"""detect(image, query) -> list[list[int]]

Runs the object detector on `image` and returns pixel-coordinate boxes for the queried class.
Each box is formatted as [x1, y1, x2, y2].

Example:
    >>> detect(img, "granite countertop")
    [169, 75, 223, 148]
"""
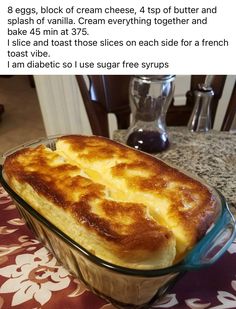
[113, 127, 236, 217]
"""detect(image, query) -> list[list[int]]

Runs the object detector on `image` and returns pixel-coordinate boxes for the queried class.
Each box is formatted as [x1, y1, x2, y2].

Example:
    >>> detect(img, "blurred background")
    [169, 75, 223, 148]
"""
[0, 75, 235, 156]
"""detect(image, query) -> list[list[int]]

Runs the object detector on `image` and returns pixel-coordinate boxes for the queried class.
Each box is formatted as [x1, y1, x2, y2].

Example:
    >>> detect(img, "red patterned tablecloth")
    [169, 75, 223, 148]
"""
[0, 186, 236, 309]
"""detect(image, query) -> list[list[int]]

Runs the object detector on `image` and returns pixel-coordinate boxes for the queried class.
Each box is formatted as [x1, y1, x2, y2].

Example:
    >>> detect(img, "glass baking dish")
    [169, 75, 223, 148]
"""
[0, 136, 235, 309]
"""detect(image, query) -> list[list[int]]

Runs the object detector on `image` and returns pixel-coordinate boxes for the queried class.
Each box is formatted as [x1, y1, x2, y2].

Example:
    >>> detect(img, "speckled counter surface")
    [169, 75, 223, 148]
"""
[113, 127, 236, 217]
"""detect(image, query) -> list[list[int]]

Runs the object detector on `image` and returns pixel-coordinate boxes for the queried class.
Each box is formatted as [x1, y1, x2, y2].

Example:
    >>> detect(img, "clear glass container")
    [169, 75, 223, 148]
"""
[126, 75, 175, 153]
[0, 136, 236, 309]
[1, 136, 235, 309]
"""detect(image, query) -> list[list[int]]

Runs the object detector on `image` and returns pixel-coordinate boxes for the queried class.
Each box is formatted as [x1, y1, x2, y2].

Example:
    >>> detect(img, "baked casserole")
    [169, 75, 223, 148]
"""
[3, 135, 218, 270]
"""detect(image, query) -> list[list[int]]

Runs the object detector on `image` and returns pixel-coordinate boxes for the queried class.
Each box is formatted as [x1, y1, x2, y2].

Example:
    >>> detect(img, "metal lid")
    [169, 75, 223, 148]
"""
[133, 75, 175, 82]
[198, 83, 214, 93]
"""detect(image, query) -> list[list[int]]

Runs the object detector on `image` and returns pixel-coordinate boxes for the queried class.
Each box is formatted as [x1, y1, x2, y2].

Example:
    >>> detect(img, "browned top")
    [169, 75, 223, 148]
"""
[3, 145, 173, 261]
[3, 135, 218, 265]
[58, 135, 218, 247]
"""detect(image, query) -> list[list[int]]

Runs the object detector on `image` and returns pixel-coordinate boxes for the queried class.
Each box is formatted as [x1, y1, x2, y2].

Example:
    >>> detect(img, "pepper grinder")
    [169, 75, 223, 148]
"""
[187, 75, 215, 132]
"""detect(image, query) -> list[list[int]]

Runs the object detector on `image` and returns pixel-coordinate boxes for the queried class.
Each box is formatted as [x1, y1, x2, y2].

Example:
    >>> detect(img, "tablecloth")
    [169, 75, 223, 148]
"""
[0, 185, 236, 309]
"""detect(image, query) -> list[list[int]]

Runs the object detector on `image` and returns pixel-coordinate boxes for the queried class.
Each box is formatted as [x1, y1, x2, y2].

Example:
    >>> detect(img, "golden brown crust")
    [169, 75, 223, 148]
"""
[57, 135, 218, 256]
[4, 143, 175, 269]
[3, 134, 218, 268]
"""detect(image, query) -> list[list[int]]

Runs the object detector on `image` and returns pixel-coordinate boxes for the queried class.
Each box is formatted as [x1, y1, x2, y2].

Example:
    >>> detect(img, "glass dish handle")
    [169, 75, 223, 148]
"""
[183, 204, 236, 270]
